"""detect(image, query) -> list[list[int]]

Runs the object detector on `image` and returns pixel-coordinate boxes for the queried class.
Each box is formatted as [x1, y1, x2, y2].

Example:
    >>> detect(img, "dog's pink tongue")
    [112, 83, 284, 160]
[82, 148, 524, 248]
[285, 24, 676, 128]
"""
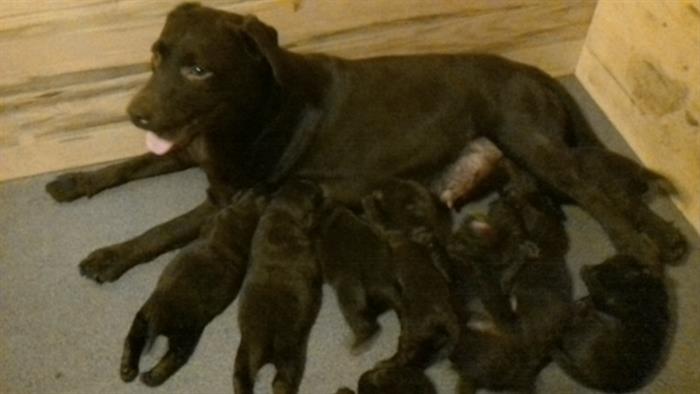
[145, 132, 174, 155]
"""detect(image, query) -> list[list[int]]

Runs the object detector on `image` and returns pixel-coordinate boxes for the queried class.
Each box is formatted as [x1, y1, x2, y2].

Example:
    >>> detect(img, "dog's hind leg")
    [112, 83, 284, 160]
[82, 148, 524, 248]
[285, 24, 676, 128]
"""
[140, 331, 200, 386]
[272, 353, 305, 394]
[494, 125, 661, 267]
[233, 341, 265, 394]
[120, 311, 150, 382]
[46, 152, 194, 202]
[335, 281, 381, 349]
[79, 200, 216, 283]
[576, 148, 687, 263]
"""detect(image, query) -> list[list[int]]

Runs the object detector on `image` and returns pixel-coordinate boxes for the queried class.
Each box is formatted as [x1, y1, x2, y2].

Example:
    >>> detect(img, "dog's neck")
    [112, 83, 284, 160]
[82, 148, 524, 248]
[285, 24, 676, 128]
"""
[190, 51, 333, 203]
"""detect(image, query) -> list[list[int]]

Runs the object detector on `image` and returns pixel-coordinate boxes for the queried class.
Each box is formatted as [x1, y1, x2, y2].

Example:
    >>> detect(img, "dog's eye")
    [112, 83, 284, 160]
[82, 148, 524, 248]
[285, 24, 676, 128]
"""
[181, 65, 213, 80]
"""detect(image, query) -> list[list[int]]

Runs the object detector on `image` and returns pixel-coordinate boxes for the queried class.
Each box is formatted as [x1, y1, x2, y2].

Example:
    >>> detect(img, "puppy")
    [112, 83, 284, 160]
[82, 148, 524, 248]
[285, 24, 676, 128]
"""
[554, 255, 670, 392]
[317, 204, 397, 349]
[362, 179, 459, 368]
[448, 163, 572, 393]
[233, 180, 324, 394]
[336, 365, 437, 394]
[120, 190, 266, 386]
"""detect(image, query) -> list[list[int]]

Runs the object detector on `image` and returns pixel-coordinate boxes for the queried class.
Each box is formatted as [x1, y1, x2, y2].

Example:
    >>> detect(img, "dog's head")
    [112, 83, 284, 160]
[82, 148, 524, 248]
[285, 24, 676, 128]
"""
[127, 3, 283, 155]
[581, 255, 667, 318]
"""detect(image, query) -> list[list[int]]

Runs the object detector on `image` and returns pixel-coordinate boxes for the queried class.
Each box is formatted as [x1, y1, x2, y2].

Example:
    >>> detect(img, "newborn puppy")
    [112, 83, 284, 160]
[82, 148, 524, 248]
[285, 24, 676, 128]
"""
[362, 179, 458, 368]
[448, 163, 572, 393]
[233, 180, 323, 394]
[554, 255, 670, 392]
[336, 366, 437, 394]
[120, 190, 266, 386]
[317, 204, 397, 349]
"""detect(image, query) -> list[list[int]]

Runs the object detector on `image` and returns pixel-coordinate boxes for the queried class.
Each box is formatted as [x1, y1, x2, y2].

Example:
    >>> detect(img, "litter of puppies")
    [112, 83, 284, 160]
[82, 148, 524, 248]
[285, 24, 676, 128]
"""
[46, 3, 684, 393]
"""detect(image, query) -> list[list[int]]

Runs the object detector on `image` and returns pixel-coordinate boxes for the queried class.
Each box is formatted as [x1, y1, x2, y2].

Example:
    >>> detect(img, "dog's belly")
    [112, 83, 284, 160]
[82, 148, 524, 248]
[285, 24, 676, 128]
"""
[294, 112, 474, 204]
[292, 57, 493, 204]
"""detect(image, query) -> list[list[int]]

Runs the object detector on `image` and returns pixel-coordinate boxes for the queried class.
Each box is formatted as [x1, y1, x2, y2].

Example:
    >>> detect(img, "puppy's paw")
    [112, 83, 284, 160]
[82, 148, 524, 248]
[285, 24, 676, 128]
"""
[140, 371, 167, 387]
[79, 247, 129, 283]
[653, 225, 687, 264]
[120, 364, 139, 383]
[45, 173, 88, 202]
[351, 323, 381, 355]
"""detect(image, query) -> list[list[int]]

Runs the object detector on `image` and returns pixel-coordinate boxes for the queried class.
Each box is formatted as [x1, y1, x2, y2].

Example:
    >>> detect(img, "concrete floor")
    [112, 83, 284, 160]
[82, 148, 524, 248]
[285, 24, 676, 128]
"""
[1, 77, 698, 394]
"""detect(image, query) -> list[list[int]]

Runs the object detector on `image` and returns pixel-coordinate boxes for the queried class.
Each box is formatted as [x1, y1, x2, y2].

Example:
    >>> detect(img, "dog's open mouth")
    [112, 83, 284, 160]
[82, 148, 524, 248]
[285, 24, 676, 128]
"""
[145, 132, 175, 155]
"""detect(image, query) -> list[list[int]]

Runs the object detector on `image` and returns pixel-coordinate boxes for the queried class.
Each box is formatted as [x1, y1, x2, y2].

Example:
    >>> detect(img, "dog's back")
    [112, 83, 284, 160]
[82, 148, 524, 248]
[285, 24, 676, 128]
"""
[234, 180, 323, 394]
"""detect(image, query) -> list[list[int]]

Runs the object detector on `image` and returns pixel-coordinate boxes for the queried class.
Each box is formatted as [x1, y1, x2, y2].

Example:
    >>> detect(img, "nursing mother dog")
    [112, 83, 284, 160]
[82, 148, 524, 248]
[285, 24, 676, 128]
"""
[46, 2, 685, 285]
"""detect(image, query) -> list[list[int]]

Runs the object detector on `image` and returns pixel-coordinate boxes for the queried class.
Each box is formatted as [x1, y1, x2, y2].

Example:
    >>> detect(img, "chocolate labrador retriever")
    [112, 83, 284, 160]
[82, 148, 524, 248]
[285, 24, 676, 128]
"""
[233, 180, 323, 394]
[45, 2, 685, 283]
[553, 255, 670, 392]
[448, 161, 573, 393]
[119, 189, 266, 386]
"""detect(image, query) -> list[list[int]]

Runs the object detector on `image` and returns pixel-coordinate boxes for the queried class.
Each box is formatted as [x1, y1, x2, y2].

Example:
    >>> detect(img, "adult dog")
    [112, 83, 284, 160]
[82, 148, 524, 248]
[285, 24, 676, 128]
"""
[46, 2, 685, 283]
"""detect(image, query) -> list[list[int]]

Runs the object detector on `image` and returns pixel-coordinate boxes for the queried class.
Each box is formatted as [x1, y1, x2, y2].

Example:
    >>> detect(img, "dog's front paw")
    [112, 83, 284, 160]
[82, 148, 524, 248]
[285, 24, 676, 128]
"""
[45, 173, 89, 202]
[79, 248, 130, 283]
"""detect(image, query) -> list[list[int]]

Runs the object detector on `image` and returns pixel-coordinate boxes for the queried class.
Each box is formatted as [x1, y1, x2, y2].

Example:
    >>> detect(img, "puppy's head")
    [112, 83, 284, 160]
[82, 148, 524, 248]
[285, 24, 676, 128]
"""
[362, 179, 444, 232]
[272, 179, 324, 229]
[581, 255, 667, 318]
[127, 3, 281, 155]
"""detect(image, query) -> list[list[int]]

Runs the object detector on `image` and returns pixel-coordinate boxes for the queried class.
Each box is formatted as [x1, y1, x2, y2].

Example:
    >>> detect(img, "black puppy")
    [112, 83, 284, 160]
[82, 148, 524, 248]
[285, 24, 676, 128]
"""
[362, 179, 459, 368]
[448, 162, 572, 393]
[233, 180, 323, 394]
[120, 190, 266, 386]
[336, 365, 437, 394]
[317, 204, 397, 349]
[554, 255, 670, 392]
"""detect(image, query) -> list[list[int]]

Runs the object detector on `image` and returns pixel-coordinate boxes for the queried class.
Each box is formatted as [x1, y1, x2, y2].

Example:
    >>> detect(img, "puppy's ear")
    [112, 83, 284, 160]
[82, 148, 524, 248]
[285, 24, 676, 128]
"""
[240, 15, 287, 84]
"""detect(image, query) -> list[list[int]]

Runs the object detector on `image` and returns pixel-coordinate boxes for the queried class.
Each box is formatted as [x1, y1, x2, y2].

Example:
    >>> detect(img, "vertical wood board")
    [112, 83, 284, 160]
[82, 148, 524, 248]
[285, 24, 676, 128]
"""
[576, 0, 700, 234]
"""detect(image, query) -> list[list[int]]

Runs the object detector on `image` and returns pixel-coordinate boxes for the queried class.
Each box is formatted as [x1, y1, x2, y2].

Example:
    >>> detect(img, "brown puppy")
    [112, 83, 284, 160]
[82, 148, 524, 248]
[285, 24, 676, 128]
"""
[554, 255, 670, 392]
[448, 163, 572, 393]
[233, 180, 323, 394]
[120, 190, 266, 386]
[317, 204, 397, 349]
[362, 179, 459, 368]
[336, 366, 437, 394]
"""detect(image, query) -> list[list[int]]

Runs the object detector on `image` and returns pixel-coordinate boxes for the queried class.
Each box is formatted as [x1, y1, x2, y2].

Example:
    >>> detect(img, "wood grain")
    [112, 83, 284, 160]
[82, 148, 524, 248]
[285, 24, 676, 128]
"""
[0, 0, 596, 182]
[576, 0, 700, 234]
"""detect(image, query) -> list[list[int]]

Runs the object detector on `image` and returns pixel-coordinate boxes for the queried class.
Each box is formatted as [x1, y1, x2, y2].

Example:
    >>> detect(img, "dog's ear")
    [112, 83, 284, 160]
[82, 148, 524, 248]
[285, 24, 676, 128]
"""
[239, 15, 288, 84]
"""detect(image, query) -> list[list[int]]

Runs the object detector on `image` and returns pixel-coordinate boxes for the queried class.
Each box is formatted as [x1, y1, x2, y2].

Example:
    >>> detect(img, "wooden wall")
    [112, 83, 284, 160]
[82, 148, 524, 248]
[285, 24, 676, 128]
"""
[576, 0, 700, 234]
[0, 0, 596, 182]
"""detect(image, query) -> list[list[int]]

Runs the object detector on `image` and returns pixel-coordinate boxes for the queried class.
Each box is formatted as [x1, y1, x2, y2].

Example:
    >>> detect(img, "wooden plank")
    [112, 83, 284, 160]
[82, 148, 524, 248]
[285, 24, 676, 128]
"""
[576, 0, 700, 234]
[0, 0, 597, 182]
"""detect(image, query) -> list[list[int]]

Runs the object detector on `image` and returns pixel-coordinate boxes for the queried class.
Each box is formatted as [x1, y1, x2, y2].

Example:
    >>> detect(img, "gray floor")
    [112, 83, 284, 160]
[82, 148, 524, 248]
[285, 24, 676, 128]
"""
[1, 77, 698, 394]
